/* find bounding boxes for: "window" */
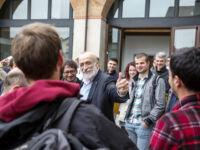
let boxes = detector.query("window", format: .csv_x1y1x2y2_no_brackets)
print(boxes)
179,0,200,16
0,27,20,60
122,0,145,18
51,0,70,19
150,0,175,17
13,0,28,19
107,0,119,19
108,28,119,59
31,0,48,19
0,0,74,60
56,27,70,58
174,28,196,51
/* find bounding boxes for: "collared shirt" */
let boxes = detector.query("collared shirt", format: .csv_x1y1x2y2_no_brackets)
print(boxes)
80,81,93,101
149,94,200,150
80,69,99,101
127,76,148,125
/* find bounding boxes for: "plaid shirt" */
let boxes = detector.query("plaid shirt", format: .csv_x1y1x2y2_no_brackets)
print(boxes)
149,94,200,150
127,77,147,125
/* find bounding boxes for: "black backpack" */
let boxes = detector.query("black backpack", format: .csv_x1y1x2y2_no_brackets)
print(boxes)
12,98,87,150
0,98,109,150
0,97,137,150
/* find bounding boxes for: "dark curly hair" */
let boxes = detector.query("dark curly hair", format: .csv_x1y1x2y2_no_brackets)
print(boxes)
170,47,200,92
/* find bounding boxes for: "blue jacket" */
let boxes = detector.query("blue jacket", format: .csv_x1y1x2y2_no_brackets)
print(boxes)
81,70,129,122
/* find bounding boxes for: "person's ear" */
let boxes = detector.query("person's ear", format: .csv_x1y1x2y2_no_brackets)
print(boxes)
174,75,182,88
96,61,99,68
58,50,64,68
12,85,21,91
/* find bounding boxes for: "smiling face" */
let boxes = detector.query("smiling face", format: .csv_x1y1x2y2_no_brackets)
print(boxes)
79,53,99,81
156,56,166,71
63,66,77,82
135,56,150,75
129,65,137,79
107,60,117,73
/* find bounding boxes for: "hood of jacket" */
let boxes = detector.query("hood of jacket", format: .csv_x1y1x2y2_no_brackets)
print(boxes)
0,80,80,122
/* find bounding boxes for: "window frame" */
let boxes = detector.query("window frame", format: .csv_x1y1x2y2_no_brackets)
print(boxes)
107,0,200,28
171,26,198,55
0,0,74,59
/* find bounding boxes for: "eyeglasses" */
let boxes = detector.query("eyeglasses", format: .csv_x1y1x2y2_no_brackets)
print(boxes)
63,70,76,74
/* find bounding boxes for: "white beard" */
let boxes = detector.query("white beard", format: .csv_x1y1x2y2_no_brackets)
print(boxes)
81,65,98,81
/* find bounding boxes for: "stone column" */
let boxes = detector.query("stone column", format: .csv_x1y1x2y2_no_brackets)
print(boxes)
70,0,114,68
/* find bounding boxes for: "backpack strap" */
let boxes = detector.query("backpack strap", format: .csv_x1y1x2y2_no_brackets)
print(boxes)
53,98,82,133
152,74,160,99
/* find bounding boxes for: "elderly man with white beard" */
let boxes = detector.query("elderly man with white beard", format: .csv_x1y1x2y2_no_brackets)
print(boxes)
79,52,129,122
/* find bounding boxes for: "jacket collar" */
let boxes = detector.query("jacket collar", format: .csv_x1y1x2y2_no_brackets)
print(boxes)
92,69,101,82
133,70,152,82
156,66,167,75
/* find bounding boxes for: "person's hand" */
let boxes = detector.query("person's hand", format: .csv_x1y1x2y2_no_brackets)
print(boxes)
142,122,149,128
116,72,129,95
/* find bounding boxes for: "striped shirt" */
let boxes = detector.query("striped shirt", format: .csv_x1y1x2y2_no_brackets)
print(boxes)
149,94,200,150
127,76,147,125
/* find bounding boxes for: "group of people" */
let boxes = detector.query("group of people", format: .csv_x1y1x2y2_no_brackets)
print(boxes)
0,22,200,150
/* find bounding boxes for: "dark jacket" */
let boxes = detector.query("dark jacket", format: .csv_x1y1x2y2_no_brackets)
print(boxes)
156,66,170,93
107,70,119,81
75,77,82,85
0,80,137,150
62,77,82,86
165,89,179,113
126,71,166,127
81,70,128,122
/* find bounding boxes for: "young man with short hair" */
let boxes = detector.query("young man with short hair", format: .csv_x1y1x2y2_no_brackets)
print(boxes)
149,47,200,150
107,57,119,80
125,53,166,150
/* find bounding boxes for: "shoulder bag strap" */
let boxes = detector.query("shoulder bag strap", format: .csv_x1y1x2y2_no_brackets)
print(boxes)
54,98,82,133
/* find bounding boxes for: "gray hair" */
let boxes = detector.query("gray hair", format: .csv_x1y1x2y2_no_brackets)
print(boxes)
2,68,28,95
155,51,167,59
79,52,98,63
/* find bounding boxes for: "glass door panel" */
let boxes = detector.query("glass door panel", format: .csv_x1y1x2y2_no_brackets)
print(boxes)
105,25,123,71
173,27,196,51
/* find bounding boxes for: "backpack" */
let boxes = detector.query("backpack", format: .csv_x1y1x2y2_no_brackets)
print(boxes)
13,98,92,150
0,97,136,150
152,74,160,98
152,74,168,103
14,129,88,150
